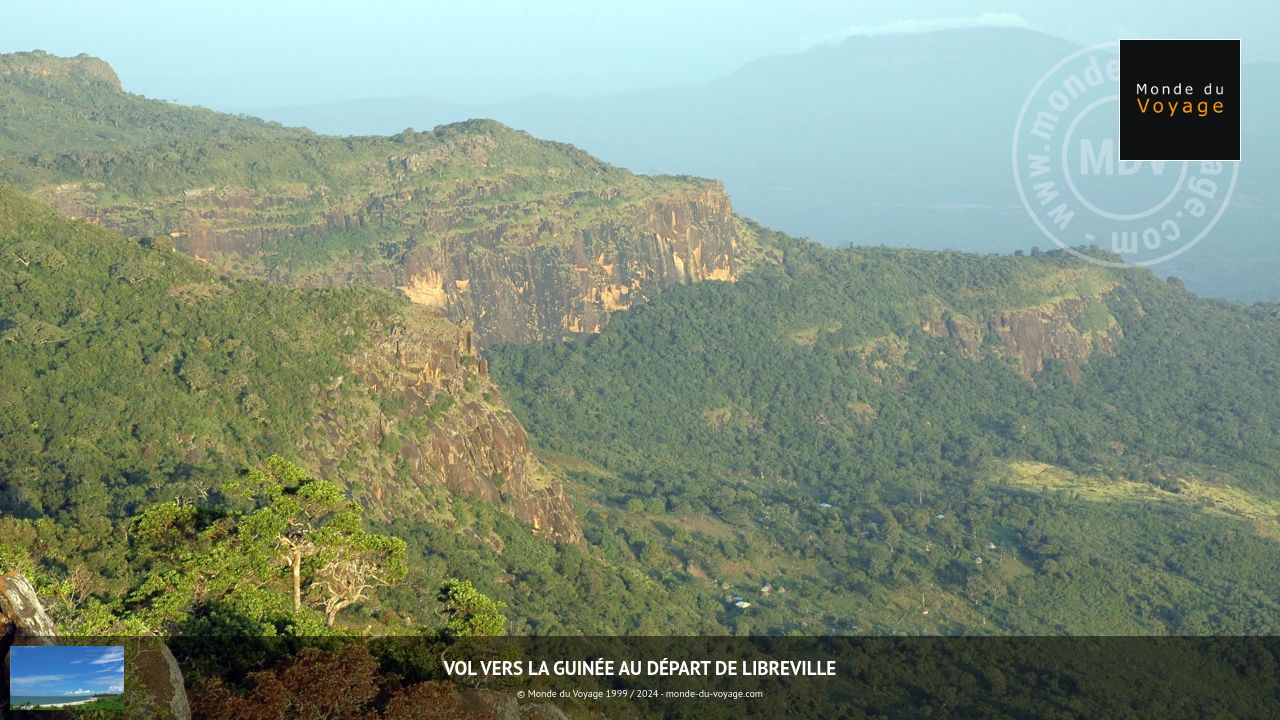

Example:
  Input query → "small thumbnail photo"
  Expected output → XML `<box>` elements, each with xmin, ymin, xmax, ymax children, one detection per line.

<box><xmin>8</xmin><ymin>646</ymin><xmax>124</xmax><ymax>712</ymax></box>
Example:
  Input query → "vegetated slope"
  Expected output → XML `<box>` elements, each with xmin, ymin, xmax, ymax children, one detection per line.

<box><xmin>0</xmin><ymin>186</ymin><xmax>727</xmax><ymax>634</ymax></box>
<box><xmin>0</xmin><ymin>51</ymin><xmax>747</xmax><ymax>347</ymax></box>
<box><xmin>490</xmin><ymin>225</ymin><xmax>1280</xmax><ymax>635</ymax></box>
<box><xmin>259</xmin><ymin>28</ymin><xmax>1280</xmax><ymax>303</ymax></box>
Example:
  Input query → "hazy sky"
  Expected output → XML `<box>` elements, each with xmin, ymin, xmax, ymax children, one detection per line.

<box><xmin>2</xmin><ymin>1</ymin><xmax>1275</xmax><ymax>109</ymax></box>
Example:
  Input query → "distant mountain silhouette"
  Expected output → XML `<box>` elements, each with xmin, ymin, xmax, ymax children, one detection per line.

<box><xmin>258</xmin><ymin>28</ymin><xmax>1278</xmax><ymax>302</ymax></box>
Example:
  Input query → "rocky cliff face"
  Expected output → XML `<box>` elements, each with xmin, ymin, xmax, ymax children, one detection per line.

<box><xmin>11</xmin><ymin>60</ymin><xmax>749</xmax><ymax>349</ymax></box>
<box><xmin>301</xmin><ymin>306</ymin><xmax>582</xmax><ymax>544</ymax></box>
<box><xmin>924</xmin><ymin>295</ymin><xmax>1122</xmax><ymax>379</ymax></box>
<box><xmin>1</xmin><ymin>573</ymin><xmax>57</xmax><ymax>715</ymax></box>
<box><xmin>43</xmin><ymin>177</ymin><xmax>742</xmax><ymax>348</ymax></box>
<box><xmin>0</xmin><ymin>183</ymin><xmax>578</xmax><ymax>557</ymax></box>
<box><xmin>0</xmin><ymin>573</ymin><xmax>56</xmax><ymax>639</ymax></box>
<box><xmin>399</xmin><ymin>183</ymin><xmax>740</xmax><ymax>345</ymax></box>
<box><xmin>0</xmin><ymin>50</ymin><xmax>121</xmax><ymax>89</ymax></box>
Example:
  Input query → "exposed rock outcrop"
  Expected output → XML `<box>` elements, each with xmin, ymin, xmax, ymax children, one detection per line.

<box><xmin>302</xmin><ymin>306</ymin><xmax>582</xmax><ymax>544</ymax></box>
<box><xmin>128</xmin><ymin>642</ymin><xmax>192</xmax><ymax>720</ymax></box>
<box><xmin>0</xmin><ymin>574</ymin><xmax>190</xmax><ymax>719</ymax></box>
<box><xmin>0</xmin><ymin>50</ymin><xmax>121</xmax><ymax>89</ymax></box>
<box><xmin>925</xmin><ymin>295</ymin><xmax>1122</xmax><ymax>379</ymax></box>
<box><xmin>1</xmin><ymin>573</ymin><xmax>56</xmax><ymax>715</ymax></box>
<box><xmin>922</xmin><ymin>314</ymin><xmax>984</xmax><ymax>358</ymax></box>
<box><xmin>987</xmin><ymin>298</ymin><xmax>1121</xmax><ymax>378</ymax></box>
<box><xmin>0</xmin><ymin>573</ymin><xmax>55</xmax><ymax>639</ymax></box>
<box><xmin>28</xmin><ymin>116</ymin><xmax>746</xmax><ymax>348</ymax></box>
<box><xmin>43</xmin><ymin>179</ymin><xmax>743</xmax><ymax>348</ymax></box>
<box><xmin>402</xmin><ymin>183</ymin><xmax>740</xmax><ymax>345</ymax></box>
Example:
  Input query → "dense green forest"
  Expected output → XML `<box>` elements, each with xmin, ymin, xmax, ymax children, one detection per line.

<box><xmin>3</xmin><ymin>48</ymin><xmax>1280</xmax><ymax>641</ymax></box>
<box><xmin>0</xmin><ymin>186</ymin><xmax>724</xmax><ymax>636</ymax></box>
<box><xmin>5</xmin><ymin>182</ymin><xmax>1280</xmax><ymax>638</ymax></box>
<box><xmin>3</xmin><ymin>40</ymin><xmax>1279</xmax><ymax>720</ymax></box>
<box><xmin>0</xmin><ymin>186</ymin><xmax>396</xmax><ymax>521</ymax></box>
<box><xmin>491</xmin><ymin>226</ymin><xmax>1280</xmax><ymax>634</ymax></box>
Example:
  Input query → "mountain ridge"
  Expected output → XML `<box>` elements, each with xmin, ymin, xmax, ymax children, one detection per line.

<box><xmin>0</xmin><ymin>52</ymin><xmax>749</xmax><ymax>347</ymax></box>
<box><xmin>249</xmin><ymin>27</ymin><xmax>1279</xmax><ymax>303</ymax></box>
<box><xmin>0</xmin><ymin>183</ymin><xmax>578</xmax><ymax>543</ymax></box>
<box><xmin>3</xmin><ymin>41</ymin><xmax>1280</xmax><ymax>638</ymax></box>
<box><xmin>0</xmin><ymin>50</ymin><xmax>121</xmax><ymax>89</ymax></box>
<box><xmin>492</xmin><ymin>226</ymin><xmax>1280</xmax><ymax>634</ymax></box>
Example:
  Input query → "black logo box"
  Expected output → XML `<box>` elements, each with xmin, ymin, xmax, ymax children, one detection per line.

<box><xmin>1120</xmin><ymin>39</ymin><xmax>1241</xmax><ymax>161</ymax></box>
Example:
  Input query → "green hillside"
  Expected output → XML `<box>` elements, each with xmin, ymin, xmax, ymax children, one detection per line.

<box><xmin>0</xmin><ymin>51</ymin><xmax>639</xmax><ymax>198</ymax></box>
<box><xmin>0</xmin><ymin>51</ymin><xmax>745</xmax><ymax>347</ymax></box>
<box><xmin>0</xmin><ymin>184</ymin><xmax>397</xmax><ymax>520</ymax></box>
<box><xmin>4</xmin><ymin>48</ymin><xmax>1280</xmax><ymax>640</ymax></box>
<box><xmin>490</xmin><ymin>226</ymin><xmax>1280</xmax><ymax>634</ymax></box>
<box><xmin>9</xmin><ymin>183</ymin><xmax>1274</xmax><ymax>637</ymax></box>
<box><xmin>0</xmin><ymin>186</ymin><xmax>723</xmax><ymax>635</ymax></box>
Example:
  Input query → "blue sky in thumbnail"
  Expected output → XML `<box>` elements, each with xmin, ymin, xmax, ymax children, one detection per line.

<box><xmin>9</xmin><ymin>646</ymin><xmax>124</xmax><ymax>697</ymax></box>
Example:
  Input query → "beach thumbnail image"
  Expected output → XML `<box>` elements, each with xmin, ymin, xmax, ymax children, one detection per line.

<box><xmin>8</xmin><ymin>646</ymin><xmax>125</xmax><ymax>711</ymax></box>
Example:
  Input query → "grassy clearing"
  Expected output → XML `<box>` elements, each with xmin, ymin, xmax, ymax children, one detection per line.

<box><xmin>1003</xmin><ymin>461</ymin><xmax>1280</xmax><ymax>541</ymax></box>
